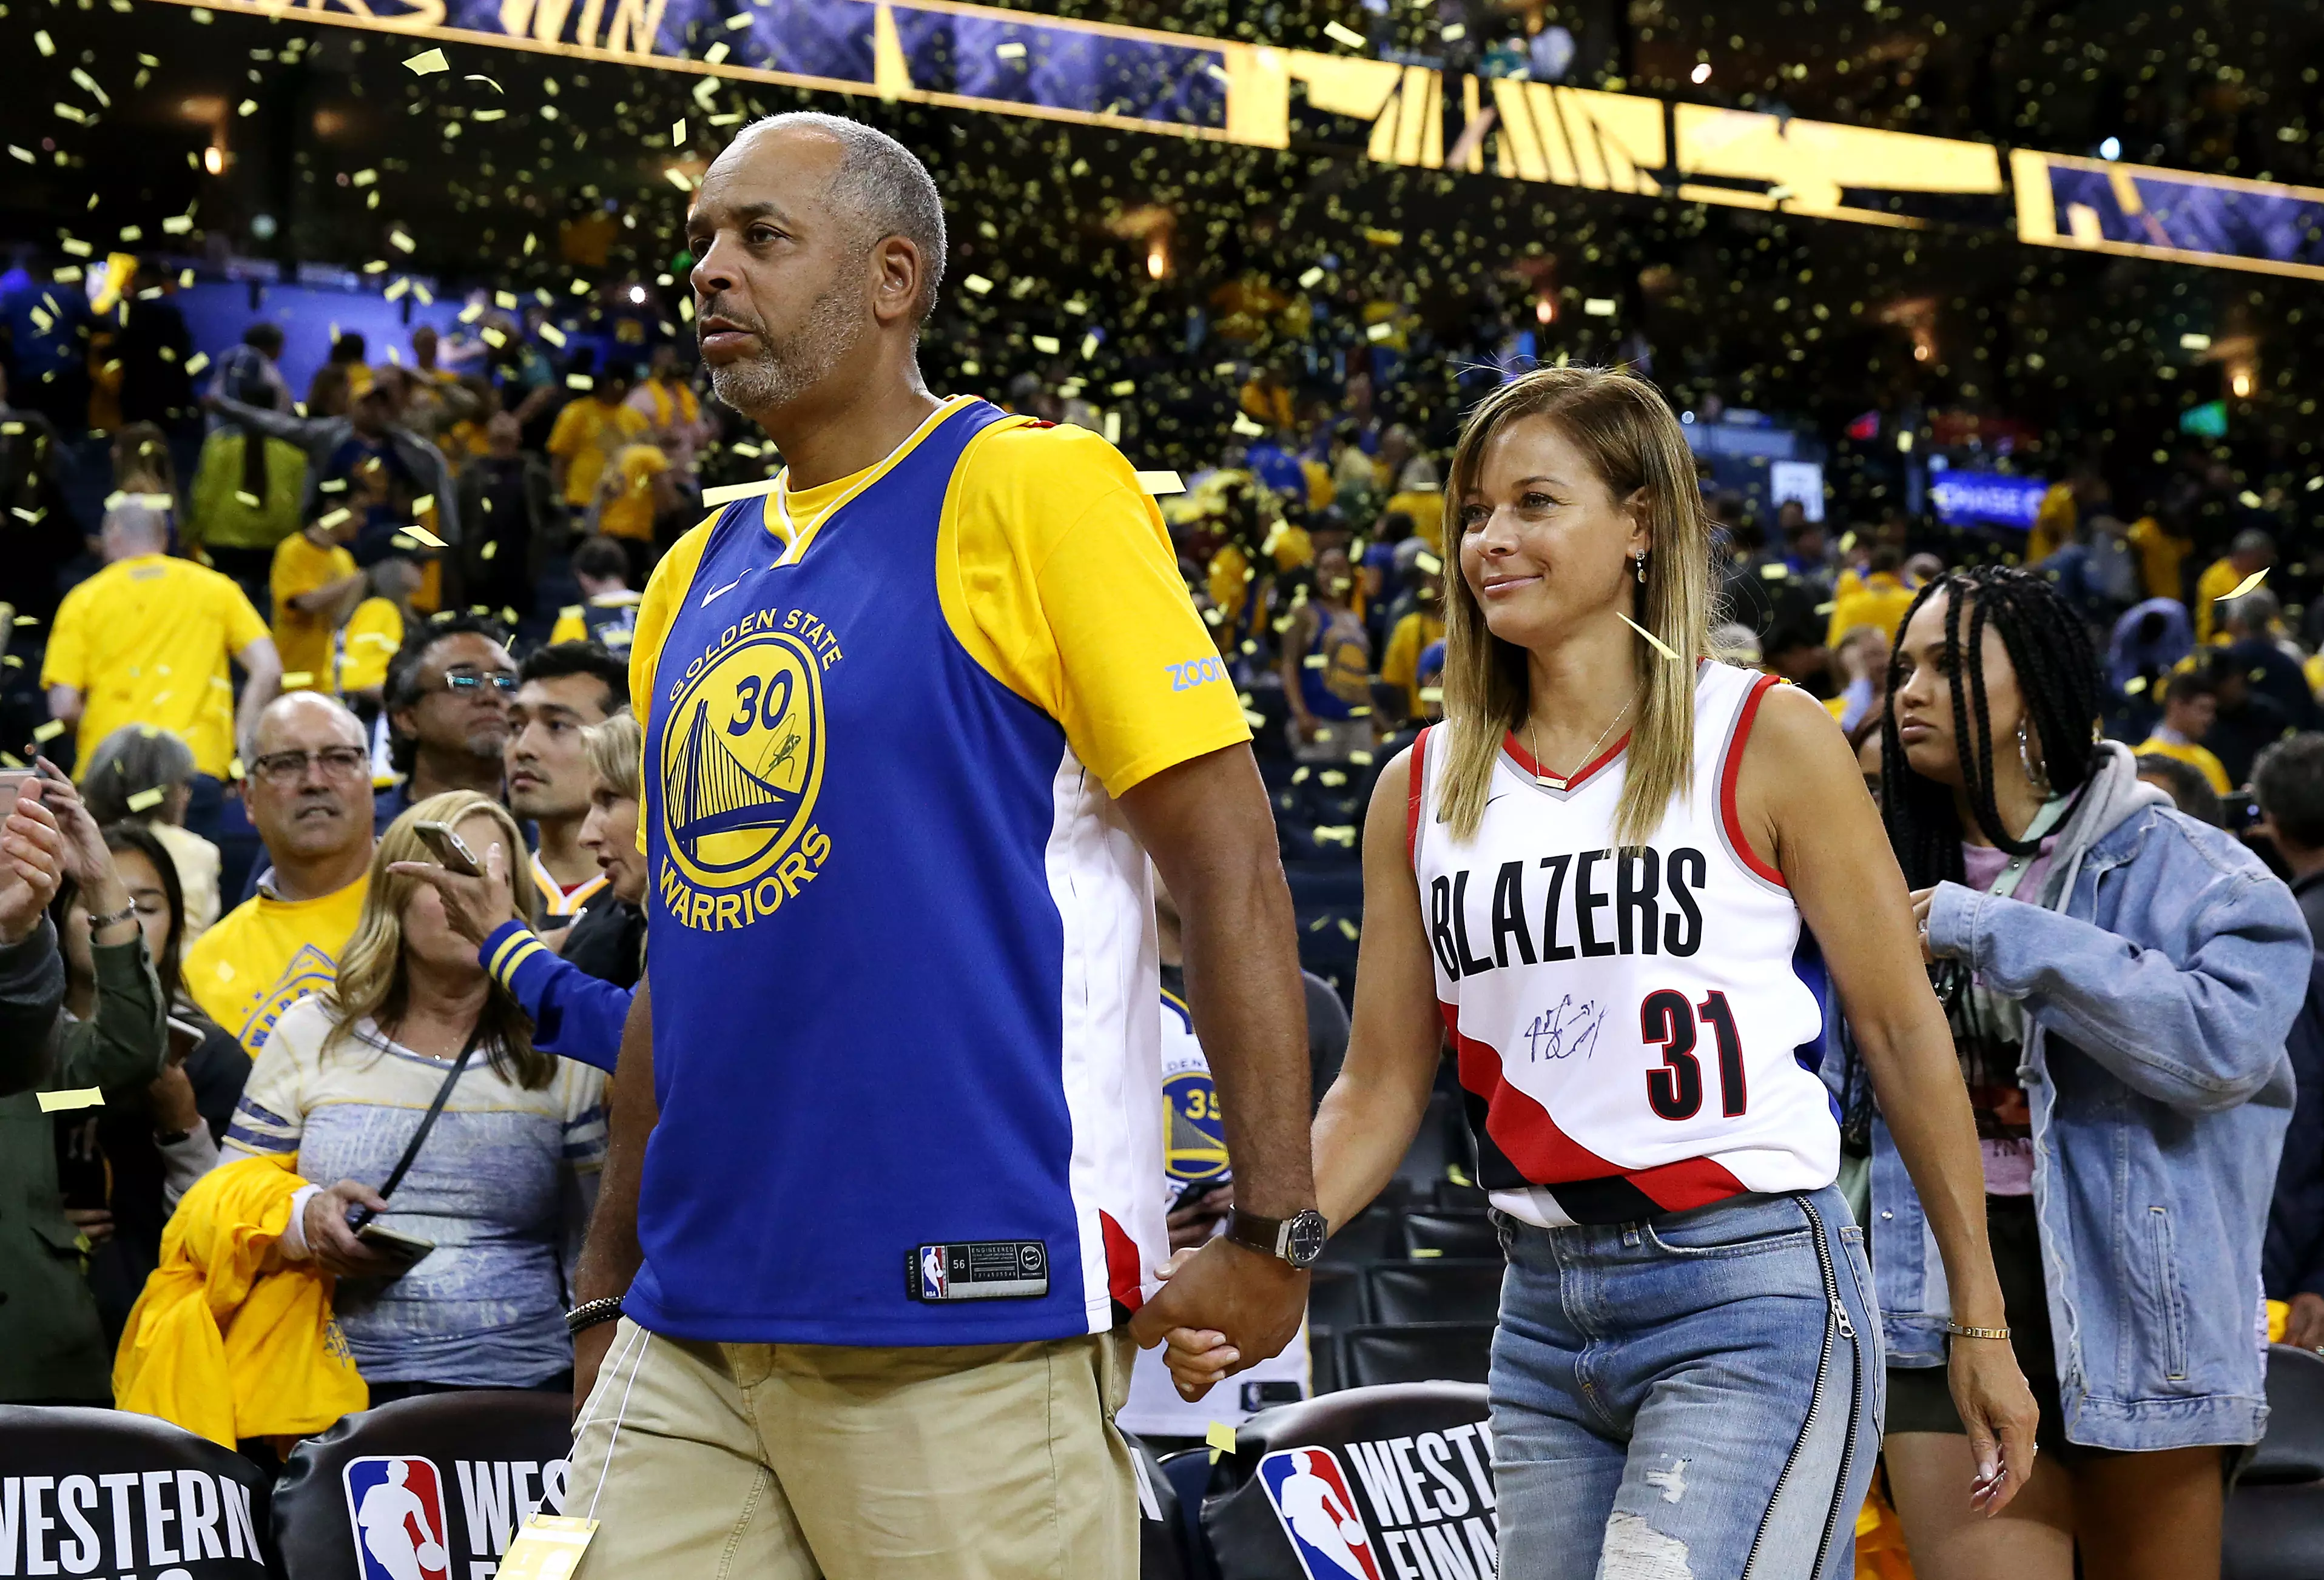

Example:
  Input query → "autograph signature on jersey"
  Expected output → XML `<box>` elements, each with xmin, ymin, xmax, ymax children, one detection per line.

<box><xmin>1521</xmin><ymin>995</ymin><xmax>1606</xmax><ymax>1065</ymax></box>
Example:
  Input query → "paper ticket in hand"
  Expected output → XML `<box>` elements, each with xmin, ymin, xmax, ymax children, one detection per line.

<box><xmin>497</xmin><ymin>1514</ymin><xmax>598</xmax><ymax>1579</ymax></box>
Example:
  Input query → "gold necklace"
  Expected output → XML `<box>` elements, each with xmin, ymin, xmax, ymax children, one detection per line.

<box><xmin>1527</xmin><ymin>687</ymin><xmax>1640</xmax><ymax>791</ymax></box>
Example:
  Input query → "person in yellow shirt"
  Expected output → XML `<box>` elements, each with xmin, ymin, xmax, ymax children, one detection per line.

<box><xmin>1385</xmin><ymin>486</ymin><xmax>1446</xmax><ymax>553</ymax></box>
<box><xmin>270</xmin><ymin>511</ymin><xmax>368</xmax><ymax>694</ymax></box>
<box><xmin>2135</xmin><ymin>670</ymin><xmax>2233</xmax><ymax>795</ymax></box>
<box><xmin>1378</xmin><ymin>567</ymin><xmax>1445</xmax><ymax>724</ymax></box>
<box><xmin>2125</xmin><ymin>514</ymin><xmax>2192</xmax><ymax>603</ymax></box>
<box><xmin>626</xmin><ymin>345</ymin><xmax>713</xmax><ymax>486</ymax></box>
<box><xmin>43</xmin><ymin>503</ymin><xmax>280</xmax><ymax>801</ymax></box>
<box><xmin>593</xmin><ymin>434</ymin><xmax>677</xmax><ymax>577</ymax></box>
<box><xmin>546</xmin><ymin>365</ymin><xmax>648</xmax><ymax>521</ymax></box>
<box><xmin>183</xmin><ymin>693</ymin><xmax>374</xmax><ymax>1056</ymax></box>
<box><xmin>337</xmin><ymin>557</ymin><xmax>419</xmax><ymax>706</ymax></box>
<box><xmin>1824</xmin><ymin>545</ymin><xmax>1919</xmax><ymax>647</ymax></box>
<box><xmin>2194</xmin><ymin>531</ymin><xmax>2275</xmax><ymax>645</ymax></box>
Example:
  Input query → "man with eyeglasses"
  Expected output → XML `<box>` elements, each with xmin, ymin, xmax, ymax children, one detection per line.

<box><xmin>185</xmin><ymin>693</ymin><xmax>376</xmax><ymax>1056</ymax></box>
<box><xmin>376</xmin><ymin>614</ymin><xmax>519</xmax><ymax>828</ymax></box>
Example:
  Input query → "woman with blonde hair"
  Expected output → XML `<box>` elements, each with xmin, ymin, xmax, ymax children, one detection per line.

<box><xmin>1164</xmin><ymin>366</ymin><xmax>2035</xmax><ymax>1576</ymax></box>
<box><xmin>216</xmin><ymin>790</ymin><xmax>606</xmax><ymax>1400</ymax></box>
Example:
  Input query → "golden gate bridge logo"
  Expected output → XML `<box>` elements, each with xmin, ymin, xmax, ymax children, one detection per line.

<box><xmin>668</xmin><ymin>695</ymin><xmax>801</xmax><ymax>855</ymax></box>
<box><xmin>658</xmin><ymin>627</ymin><xmax>827</xmax><ymax>890</ymax></box>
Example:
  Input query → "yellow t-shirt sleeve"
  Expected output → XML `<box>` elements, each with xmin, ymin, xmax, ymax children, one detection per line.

<box><xmin>545</xmin><ymin>403</ymin><xmax>584</xmax><ymax>458</ymax></box>
<box><xmin>41</xmin><ymin>585</ymin><xmax>87</xmax><ymax>691</ymax></box>
<box><xmin>550</xmin><ymin>611</ymin><xmax>585</xmax><ymax>646</ymax></box>
<box><xmin>941</xmin><ymin>423</ymin><xmax>1250</xmax><ymax>799</ymax></box>
<box><xmin>223</xmin><ymin>574</ymin><xmax>272</xmax><ymax>654</ymax></box>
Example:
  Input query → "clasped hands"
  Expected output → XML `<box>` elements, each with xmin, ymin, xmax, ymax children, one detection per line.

<box><xmin>1128</xmin><ymin>1229</ymin><xmax>1310</xmax><ymax>1402</ymax></box>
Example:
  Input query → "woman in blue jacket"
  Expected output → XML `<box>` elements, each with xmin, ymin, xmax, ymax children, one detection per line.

<box><xmin>1873</xmin><ymin>565</ymin><xmax>2310</xmax><ymax>1580</ymax></box>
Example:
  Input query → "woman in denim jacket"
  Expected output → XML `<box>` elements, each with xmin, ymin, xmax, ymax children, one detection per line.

<box><xmin>1874</xmin><ymin>566</ymin><xmax>2310</xmax><ymax>1580</ymax></box>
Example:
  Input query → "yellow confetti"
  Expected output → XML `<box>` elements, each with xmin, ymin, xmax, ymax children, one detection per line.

<box><xmin>2218</xmin><ymin>570</ymin><xmax>2269</xmax><ymax>602</ymax></box>
<box><xmin>464</xmin><ymin>74</ymin><xmax>504</xmax><ymax>92</ymax></box>
<box><xmin>1322</xmin><ymin>19</ymin><xmax>1367</xmax><ymax>47</ymax></box>
<box><xmin>32</xmin><ymin>720</ymin><xmax>64</xmax><ymax>742</ymax></box>
<box><xmin>1620</xmin><ymin>612</ymin><xmax>1681</xmax><ymax>664</ymax></box>
<box><xmin>1134</xmin><ymin>471</ymin><xmax>1184</xmax><ymax>496</ymax></box>
<box><xmin>701</xmin><ymin>478</ymin><xmax>781</xmax><ymax>506</ymax></box>
<box><xmin>316</xmin><ymin>507</ymin><xmax>352</xmax><ymax>531</ymax></box>
<box><xmin>404</xmin><ymin>48</ymin><xmax>450</xmax><ymax>75</ymax></box>
<box><xmin>995</xmin><ymin>41</ymin><xmax>1026</xmax><ymax>59</ymax></box>
<box><xmin>280</xmin><ymin>672</ymin><xmax>315</xmax><ymax>689</ymax></box>
<box><xmin>1206</xmin><ymin>1421</ymin><xmax>1238</xmax><ymax>1462</ymax></box>
<box><xmin>561</xmin><ymin>605</ymin><xmax>584</xmax><ymax>620</ymax></box>
<box><xmin>38</xmin><ymin>1088</ymin><xmax>102</xmax><ymax>1113</ymax></box>
<box><xmin>405</xmin><ymin>525</ymin><xmax>448</xmax><ymax>549</ymax></box>
<box><xmin>126</xmin><ymin>786</ymin><xmax>167</xmax><ymax>813</ymax></box>
<box><xmin>671</xmin><ymin>118</ymin><xmax>686</xmax><ymax>145</ymax></box>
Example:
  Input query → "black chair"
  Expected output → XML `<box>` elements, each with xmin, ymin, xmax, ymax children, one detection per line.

<box><xmin>0</xmin><ymin>1405</ymin><xmax>274</xmax><ymax>1576</ymax></box>
<box><xmin>1403</xmin><ymin>1212</ymin><xmax>1500</xmax><ymax>1261</ymax></box>
<box><xmin>1319</xmin><ymin>1204</ymin><xmax>1399</xmax><ymax>1270</ymax></box>
<box><xmin>274</xmin><ymin>1391</ymin><xmax>575</xmax><ymax>1579</ymax></box>
<box><xmin>1341</xmin><ymin>1323</ymin><xmax>1495</xmax><ymax>1387</ymax></box>
<box><xmin>1157</xmin><ymin>1447</ymin><xmax>1224</xmax><ymax>1580</ymax></box>
<box><xmin>1202</xmin><ymin>1382</ymin><xmax>1494</xmax><ymax>1578</ymax></box>
<box><xmin>1309</xmin><ymin>1266</ymin><xmax>1365</xmax><ymax>1331</ymax></box>
<box><xmin>1393</xmin><ymin>1088</ymin><xmax>1455</xmax><ymax>1189</ymax></box>
<box><xmin>1432</xmin><ymin>1177</ymin><xmax>1491</xmax><ymax>1214</ymax></box>
<box><xmin>2225</xmin><ymin>1345</ymin><xmax>2324</xmax><ymax>1579</ymax></box>
<box><xmin>1309</xmin><ymin>1326</ymin><xmax>1344</xmax><ymax>1396</ymax></box>
<box><xmin>1122</xmin><ymin>1431</ymin><xmax>1190</xmax><ymax>1580</ymax></box>
<box><xmin>1366</xmin><ymin>1259</ymin><xmax>1505</xmax><ymax>1325</ymax></box>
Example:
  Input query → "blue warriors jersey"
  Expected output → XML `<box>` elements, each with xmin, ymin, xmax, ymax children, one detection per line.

<box><xmin>626</xmin><ymin>397</ymin><xmax>1251</xmax><ymax>1345</ymax></box>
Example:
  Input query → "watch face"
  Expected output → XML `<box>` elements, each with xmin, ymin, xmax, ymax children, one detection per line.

<box><xmin>1284</xmin><ymin>1209</ymin><xmax>1329</xmax><ymax>1268</ymax></box>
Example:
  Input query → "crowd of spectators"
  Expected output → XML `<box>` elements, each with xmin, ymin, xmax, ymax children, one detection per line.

<box><xmin>0</xmin><ymin>281</ymin><xmax>2322</xmax><ymax>1505</ymax></box>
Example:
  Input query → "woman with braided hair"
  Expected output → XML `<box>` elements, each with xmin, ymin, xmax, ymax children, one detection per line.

<box><xmin>1875</xmin><ymin>565</ymin><xmax>2312</xmax><ymax>1580</ymax></box>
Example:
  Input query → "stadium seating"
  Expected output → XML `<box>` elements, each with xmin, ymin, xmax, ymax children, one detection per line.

<box><xmin>1402</xmin><ymin>1211</ymin><xmax>1500</xmax><ymax>1260</ymax></box>
<box><xmin>1125</xmin><ymin>1433</ymin><xmax>1190</xmax><ymax>1580</ymax></box>
<box><xmin>1341</xmin><ymin>1323</ymin><xmax>1495</xmax><ymax>1388</ymax></box>
<box><xmin>1366</xmin><ymin>1260</ymin><xmax>1505</xmax><ymax>1326</ymax></box>
<box><xmin>273</xmin><ymin>1390</ymin><xmax>576</xmax><ymax>1579</ymax></box>
<box><xmin>0</xmin><ymin>1405</ymin><xmax>273</xmax><ymax>1579</ymax></box>
<box><xmin>2225</xmin><ymin>1345</ymin><xmax>2324</xmax><ymax>1579</ymax></box>
<box><xmin>1202</xmin><ymin>1383</ymin><xmax>1494</xmax><ymax>1579</ymax></box>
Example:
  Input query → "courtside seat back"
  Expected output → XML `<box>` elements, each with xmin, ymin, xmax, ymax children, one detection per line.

<box><xmin>1202</xmin><ymin>1383</ymin><xmax>1496</xmax><ymax>1580</ymax></box>
<box><xmin>0</xmin><ymin>1404</ymin><xmax>274</xmax><ymax>1578</ymax></box>
<box><xmin>273</xmin><ymin>1391</ymin><xmax>574</xmax><ymax>1580</ymax></box>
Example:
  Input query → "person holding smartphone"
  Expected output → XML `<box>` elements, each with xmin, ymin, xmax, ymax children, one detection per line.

<box><xmin>0</xmin><ymin>768</ymin><xmax>168</xmax><ymax>1404</ymax></box>
<box><xmin>213</xmin><ymin>791</ymin><xmax>605</xmax><ymax>1402</ymax></box>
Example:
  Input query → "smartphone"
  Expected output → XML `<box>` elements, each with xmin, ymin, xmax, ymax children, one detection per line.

<box><xmin>0</xmin><ymin>769</ymin><xmax>32</xmax><ymax>822</ymax></box>
<box><xmin>414</xmin><ymin>820</ymin><xmax>483</xmax><ymax>876</ymax></box>
<box><xmin>355</xmin><ymin>1221</ymin><xmax>437</xmax><ymax>1266</ymax></box>
<box><xmin>1172</xmin><ymin>1175</ymin><xmax>1231</xmax><ymax>1214</ymax></box>
<box><xmin>2221</xmin><ymin>791</ymin><xmax>2263</xmax><ymax>833</ymax></box>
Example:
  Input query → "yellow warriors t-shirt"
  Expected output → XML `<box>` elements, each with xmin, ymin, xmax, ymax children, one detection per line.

<box><xmin>42</xmin><ymin>554</ymin><xmax>272</xmax><ymax>778</ymax></box>
<box><xmin>270</xmin><ymin>532</ymin><xmax>358</xmax><ymax>693</ymax></box>
<box><xmin>184</xmin><ymin>875</ymin><xmax>370</xmax><ymax>1055</ymax></box>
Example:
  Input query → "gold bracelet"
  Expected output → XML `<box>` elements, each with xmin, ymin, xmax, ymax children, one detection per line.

<box><xmin>1945</xmin><ymin>1321</ymin><xmax>2012</xmax><ymax>1340</ymax></box>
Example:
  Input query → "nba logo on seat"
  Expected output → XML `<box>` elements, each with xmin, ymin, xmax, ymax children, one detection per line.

<box><xmin>343</xmin><ymin>1456</ymin><xmax>453</xmax><ymax>1580</ymax></box>
<box><xmin>1256</xmin><ymin>1448</ymin><xmax>1383</xmax><ymax>1580</ymax></box>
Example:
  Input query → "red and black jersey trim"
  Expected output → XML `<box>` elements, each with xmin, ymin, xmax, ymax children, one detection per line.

<box><xmin>1445</xmin><ymin>1004</ymin><xmax>1750</xmax><ymax>1225</ymax></box>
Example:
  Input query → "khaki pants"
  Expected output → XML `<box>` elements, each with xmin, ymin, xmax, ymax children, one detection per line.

<box><xmin>565</xmin><ymin>1319</ymin><xmax>1139</xmax><ymax>1580</ymax></box>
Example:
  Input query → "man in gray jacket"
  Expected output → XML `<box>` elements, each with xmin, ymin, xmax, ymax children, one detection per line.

<box><xmin>204</xmin><ymin>369</ymin><xmax>460</xmax><ymax>560</ymax></box>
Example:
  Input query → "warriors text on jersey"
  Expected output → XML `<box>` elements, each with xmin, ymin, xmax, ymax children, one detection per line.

<box><xmin>625</xmin><ymin>397</ymin><xmax>1251</xmax><ymax>1345</ymax></box>
<box><xmin>1407</xmin><ymin>661</ymin><xmax>1839</xmax><ymax>1229</ymax></box>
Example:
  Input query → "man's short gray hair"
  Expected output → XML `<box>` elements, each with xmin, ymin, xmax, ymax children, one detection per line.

<box><xmin>749</xmin><ymin>112</ymin><xmax>947</xmax><ymax>325</ymax></box>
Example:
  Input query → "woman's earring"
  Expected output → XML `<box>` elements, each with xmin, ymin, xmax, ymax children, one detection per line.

<box><xmin>1634</xmin><ymin>551</ymin><xmax>1648</xmax><ymax>584</ymax></box>
<box><xmin>2017</xmin><ymin>719</ymin><xmax>2050</xmax><ymax>795</ymax></box>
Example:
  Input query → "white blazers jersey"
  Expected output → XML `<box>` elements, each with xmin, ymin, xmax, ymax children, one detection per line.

<box><xmin>1409</xmin><ymin>661</ymin><xmax>1839</xmax><ymax>1228</ymax></box>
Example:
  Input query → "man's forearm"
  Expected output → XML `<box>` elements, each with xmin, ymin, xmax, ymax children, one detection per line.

<box><xmin>1177</xmin><ymin>852</ymin><xmax>1315</xmax><ymax>1220</ymax></box>
<box><xmin>576</xmin><ymin>976</ymin><xmax>655</xmax><ymax>1303</ymax></box>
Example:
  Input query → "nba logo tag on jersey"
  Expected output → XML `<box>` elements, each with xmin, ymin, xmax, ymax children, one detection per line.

<box><xmin>343</xmin><ymin>1456</ymin><xmax>453</xmax><ymax>1580</ymax></box>
<box><xmin>1256</xmin><ymin>1448</ymin><xmax>1384</xmax><ymax>1580</ymax></box>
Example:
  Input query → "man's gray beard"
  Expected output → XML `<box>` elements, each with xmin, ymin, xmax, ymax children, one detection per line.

<box><xmin>706</xmin><ymin>284</ymin><xmax>863</xmax><ymax>419</ymax></box>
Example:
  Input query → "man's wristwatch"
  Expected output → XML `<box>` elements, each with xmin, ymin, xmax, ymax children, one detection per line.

<box><xmin>1224</xmin><ymin>1208</ymin><xmax>1329</xmax><ymax>1269</ymax></box>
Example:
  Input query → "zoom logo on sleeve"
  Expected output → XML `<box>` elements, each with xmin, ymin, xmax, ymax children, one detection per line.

<box><xmin>908</xmin><ymin>1240</ymin><xmax>1049</xmax><ymax>1301</ymax></box>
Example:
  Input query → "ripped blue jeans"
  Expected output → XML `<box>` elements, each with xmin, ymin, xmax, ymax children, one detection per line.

<box><xmin>1490</xmin><ymin>1187</ymin><xmax>1881</xmax><ymax>1579</ymax></box>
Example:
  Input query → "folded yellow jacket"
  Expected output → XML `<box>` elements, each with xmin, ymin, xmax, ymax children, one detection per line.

<box><xmin>113</xmin><ymin>1152</ymin><xmax>367</xmax><ymax>1445</ymax></box>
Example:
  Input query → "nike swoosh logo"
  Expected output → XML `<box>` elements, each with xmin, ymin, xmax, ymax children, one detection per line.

<box><xmin>1486</xmin><ymin>793</ymin><xmax>1507</xmax><ymax>806</ymax></box>
<box><xmin>699</xmin><ymin>576</ymin><xmax>745</xmax><ymax>608</ymax></box>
